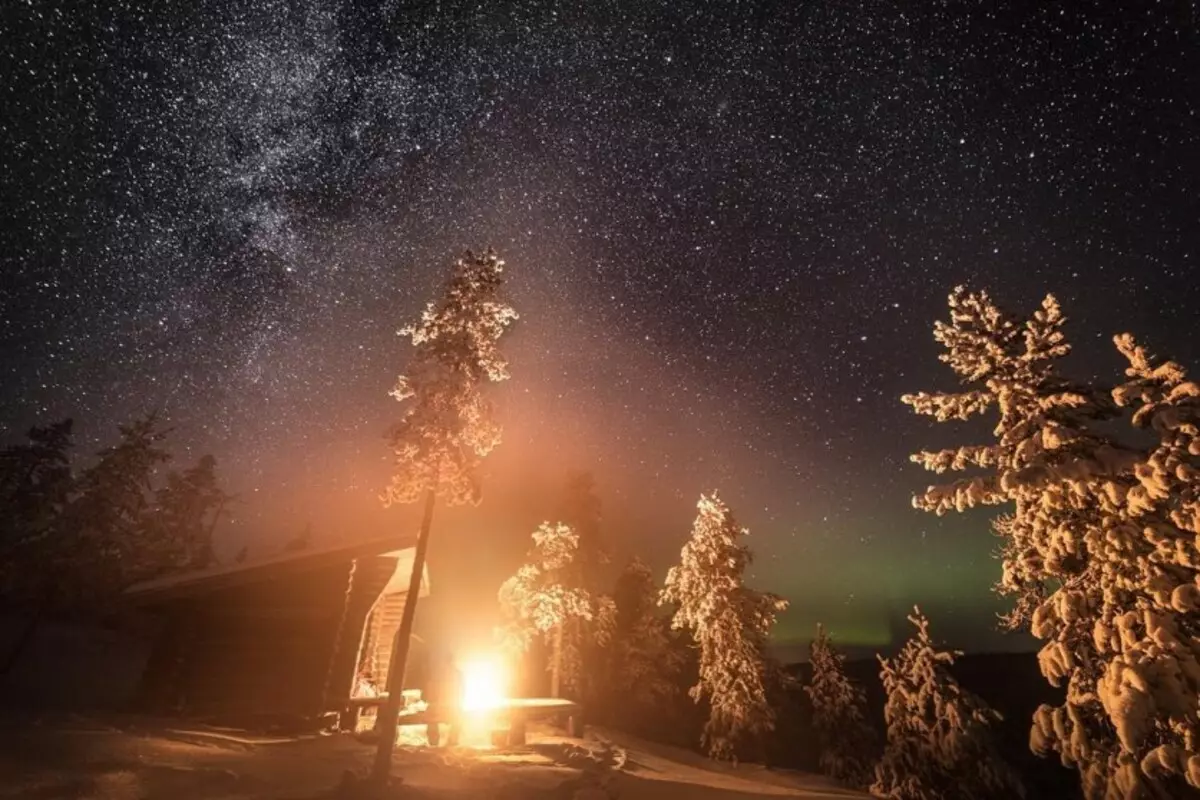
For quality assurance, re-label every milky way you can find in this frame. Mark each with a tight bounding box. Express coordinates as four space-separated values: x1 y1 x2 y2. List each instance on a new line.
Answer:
3 1 1198 656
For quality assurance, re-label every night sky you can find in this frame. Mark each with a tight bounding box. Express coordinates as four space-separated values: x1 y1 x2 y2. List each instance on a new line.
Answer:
2 1 1198 661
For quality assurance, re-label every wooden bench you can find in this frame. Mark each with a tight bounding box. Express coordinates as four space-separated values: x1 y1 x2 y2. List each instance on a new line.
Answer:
339 693 399 732
340 695 583 743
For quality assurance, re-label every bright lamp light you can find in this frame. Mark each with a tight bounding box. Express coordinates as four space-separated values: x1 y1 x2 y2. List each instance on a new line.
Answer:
460 656 507 712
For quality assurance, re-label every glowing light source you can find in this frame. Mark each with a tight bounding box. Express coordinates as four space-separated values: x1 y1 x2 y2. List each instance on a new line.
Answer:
461 656 507 712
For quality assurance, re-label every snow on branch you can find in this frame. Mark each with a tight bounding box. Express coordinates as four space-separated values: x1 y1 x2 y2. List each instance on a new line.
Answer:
499 522 595 652
906 288 1200 798
385 249 518 507
872 609 1023 800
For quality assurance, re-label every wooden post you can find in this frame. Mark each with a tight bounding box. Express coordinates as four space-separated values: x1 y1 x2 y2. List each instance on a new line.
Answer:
320 560 357 718
511 715 527 746
550 621 564 698
369 487 436 788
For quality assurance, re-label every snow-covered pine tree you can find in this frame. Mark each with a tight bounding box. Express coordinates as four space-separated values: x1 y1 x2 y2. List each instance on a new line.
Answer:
901 288 1120 794
901 288 1123 627
904 287 1200 797
806 624 875 787
1024 333 1200 798
373 248 517 783
498 522 595 696
659 492 789 761
384 248 518 507
872 609 1023 800
584 592 618 696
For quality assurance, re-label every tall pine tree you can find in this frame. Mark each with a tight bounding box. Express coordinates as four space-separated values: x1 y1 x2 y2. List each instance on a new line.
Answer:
660 492 788 761
902 288 1128 630
373 248 517 783
1037 334 1200 798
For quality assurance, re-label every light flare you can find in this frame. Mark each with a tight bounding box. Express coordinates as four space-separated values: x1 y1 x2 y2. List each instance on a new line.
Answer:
460 656 508 713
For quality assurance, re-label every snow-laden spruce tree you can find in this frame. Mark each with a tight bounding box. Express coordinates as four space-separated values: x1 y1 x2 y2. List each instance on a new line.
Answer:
872 609 1023 800
384 248 517 507
372 248 517 783
902 287 1126 629
806 624 875 788
1030 333 1200 798
903 287 1200 797
660 492 789 761
498 522 596 697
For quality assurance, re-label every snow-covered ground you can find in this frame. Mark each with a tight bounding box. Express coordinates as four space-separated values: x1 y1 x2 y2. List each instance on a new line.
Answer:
0 713 867 799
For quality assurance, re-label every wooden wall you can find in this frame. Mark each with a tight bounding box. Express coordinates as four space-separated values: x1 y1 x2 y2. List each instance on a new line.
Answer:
136 555 403 725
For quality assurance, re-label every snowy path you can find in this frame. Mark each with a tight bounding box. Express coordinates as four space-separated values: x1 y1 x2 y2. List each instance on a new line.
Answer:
577 727 868 799
0 714 869 799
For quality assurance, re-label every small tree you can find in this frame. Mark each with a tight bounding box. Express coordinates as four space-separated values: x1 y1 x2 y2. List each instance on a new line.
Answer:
806 624 875 787
1 415 230 609
56 413 171 606
142 454 232 572
498 521 595 697
872 609 1023 800
660 492 788 760
0 419 75 536
372 248 517 783
0 419 75 599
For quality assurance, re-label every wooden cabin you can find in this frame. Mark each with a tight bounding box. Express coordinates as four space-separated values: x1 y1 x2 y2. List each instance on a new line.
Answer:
123 534 429 729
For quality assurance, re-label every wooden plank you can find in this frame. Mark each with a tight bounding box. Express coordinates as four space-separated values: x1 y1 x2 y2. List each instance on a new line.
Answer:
124 536 419 603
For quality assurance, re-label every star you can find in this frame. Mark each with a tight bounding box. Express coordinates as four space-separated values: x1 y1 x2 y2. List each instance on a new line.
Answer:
0 0 1196 658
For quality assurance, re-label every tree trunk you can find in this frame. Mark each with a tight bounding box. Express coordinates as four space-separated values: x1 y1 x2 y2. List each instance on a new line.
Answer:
369 487 436 788
550 621 564 698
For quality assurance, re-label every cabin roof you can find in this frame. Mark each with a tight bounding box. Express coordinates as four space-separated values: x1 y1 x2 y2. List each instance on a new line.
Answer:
123 533 426 604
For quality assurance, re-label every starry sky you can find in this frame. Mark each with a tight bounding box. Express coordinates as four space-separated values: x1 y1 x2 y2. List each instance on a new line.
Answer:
2 1 1198 661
